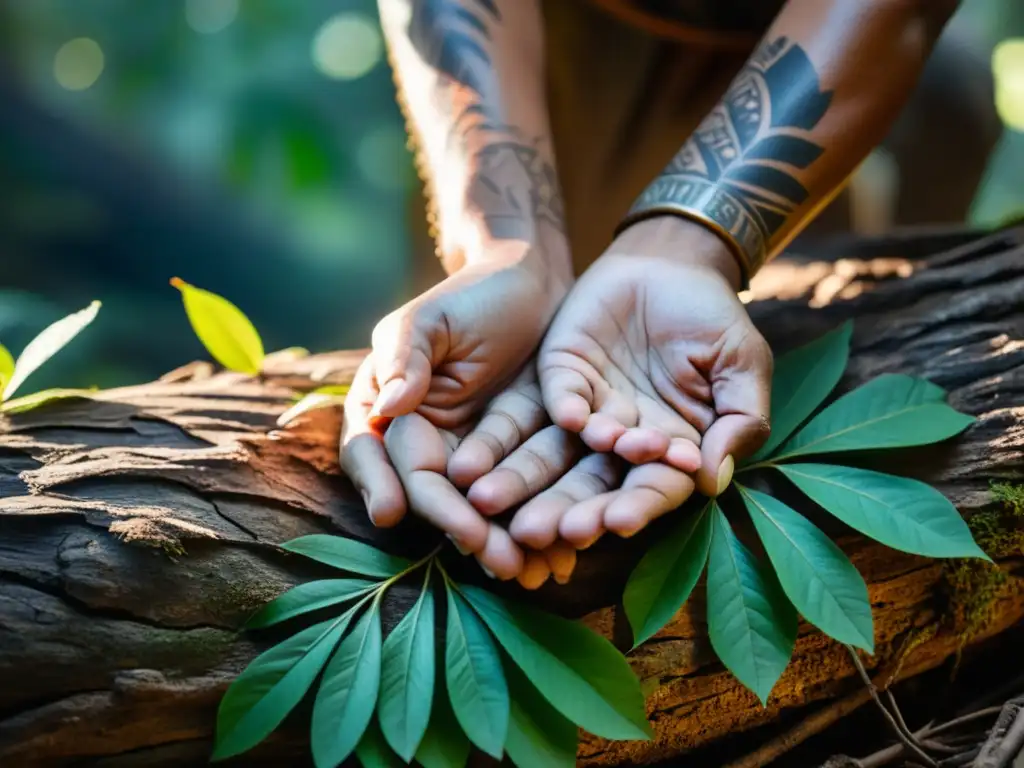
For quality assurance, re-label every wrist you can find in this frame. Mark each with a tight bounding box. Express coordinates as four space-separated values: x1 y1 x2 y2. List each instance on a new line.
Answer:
612 215 744 291
447 212 574 285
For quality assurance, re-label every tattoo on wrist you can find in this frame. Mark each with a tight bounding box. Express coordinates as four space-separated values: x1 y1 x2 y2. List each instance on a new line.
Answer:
467 139 565 239
403 0 565 246
621 36 832 277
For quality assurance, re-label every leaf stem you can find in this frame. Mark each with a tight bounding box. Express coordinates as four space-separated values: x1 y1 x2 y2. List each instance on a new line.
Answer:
736 460 776 474
845 645 938 767
374 546 442 595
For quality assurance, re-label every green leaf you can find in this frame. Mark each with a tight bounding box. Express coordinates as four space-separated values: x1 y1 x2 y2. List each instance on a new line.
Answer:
378 571 435 761
282 535 412 579
445 582 508 758
212 613 354 761
355 718 404 768
0 388 97 415
3 300 101 400
171 278 264 375
749 322 852 462
415 678 471 768
773 374 973 460
311 601 383 768
776 464 989 560
0 343 14 394
277 392 346 427
740 486 874 651
706 502 797 705
245 578 378 629
460 585 652 741
624 502 713 647
504 662 578 768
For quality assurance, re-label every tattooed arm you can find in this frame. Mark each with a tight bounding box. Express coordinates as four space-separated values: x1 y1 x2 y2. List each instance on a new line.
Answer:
527 0 961 551
340 0 578 583
379 0 570 279
620 0 962 284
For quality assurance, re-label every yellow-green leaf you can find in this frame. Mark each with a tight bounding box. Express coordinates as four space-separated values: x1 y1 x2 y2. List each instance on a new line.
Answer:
276 392 345 427
1 388 97 415
171 278 264 375
0 343 14 394
3 301 100 400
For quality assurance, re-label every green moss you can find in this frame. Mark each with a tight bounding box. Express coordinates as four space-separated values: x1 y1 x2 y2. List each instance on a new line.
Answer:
940 482 1024 655
217 577 289 619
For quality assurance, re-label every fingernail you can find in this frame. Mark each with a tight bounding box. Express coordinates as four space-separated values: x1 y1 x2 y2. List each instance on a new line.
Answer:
361 489 373 516
553 571 571 585
445 533 470 556
716 454 735 496
371 378 406 418
480 565 496 579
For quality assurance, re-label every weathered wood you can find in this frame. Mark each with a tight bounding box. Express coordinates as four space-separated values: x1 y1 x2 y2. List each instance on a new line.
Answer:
1 227 1023 767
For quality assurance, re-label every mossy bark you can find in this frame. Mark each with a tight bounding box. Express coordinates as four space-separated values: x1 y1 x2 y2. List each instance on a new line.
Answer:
1 227 1024 767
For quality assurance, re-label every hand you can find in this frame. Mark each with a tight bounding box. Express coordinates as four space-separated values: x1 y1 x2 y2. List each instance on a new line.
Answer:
341 247 570 529
534 216 773 546
382 365 601 589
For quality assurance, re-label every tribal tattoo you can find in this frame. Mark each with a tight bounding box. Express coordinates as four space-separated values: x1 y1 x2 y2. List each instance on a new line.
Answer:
625 36 832 274
403 0 565 243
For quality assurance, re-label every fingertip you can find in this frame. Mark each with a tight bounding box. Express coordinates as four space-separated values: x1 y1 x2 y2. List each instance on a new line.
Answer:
476 526 525 581
516 552 551 590
665 437 702 473
603 504 647 538
509 507 560 550
543 542 577 585
698 414 761 496
613 427 671 464
559 496 609 548
580 413 627 452
549 393 591 433
447 444 492 489
366 489 407 528
466 474 509 516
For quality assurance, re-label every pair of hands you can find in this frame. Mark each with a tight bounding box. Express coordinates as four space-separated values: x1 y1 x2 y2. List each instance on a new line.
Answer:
340 217 774 589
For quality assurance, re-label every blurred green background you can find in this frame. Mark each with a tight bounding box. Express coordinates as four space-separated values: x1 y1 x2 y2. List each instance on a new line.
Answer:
0 0 1022 393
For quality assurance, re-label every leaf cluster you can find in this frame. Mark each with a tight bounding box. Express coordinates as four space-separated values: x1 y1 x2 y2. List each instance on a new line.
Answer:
214 535 651 767
624 322 989 704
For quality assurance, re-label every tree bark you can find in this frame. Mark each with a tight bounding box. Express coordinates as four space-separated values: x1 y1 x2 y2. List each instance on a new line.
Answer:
1 226 1023 767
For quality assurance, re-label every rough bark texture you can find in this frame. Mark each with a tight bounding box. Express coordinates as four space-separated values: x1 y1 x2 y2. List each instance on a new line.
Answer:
2 227 1024 767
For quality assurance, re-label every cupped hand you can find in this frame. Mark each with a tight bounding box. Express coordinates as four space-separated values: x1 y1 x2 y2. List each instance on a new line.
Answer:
341 248 570 529
536 216 773 545
382 365 604 589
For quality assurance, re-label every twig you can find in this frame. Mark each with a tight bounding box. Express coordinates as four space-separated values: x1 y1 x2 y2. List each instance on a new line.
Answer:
973 699 1024 768
847 647 939 767
927 707 1004 739
722 686 875 768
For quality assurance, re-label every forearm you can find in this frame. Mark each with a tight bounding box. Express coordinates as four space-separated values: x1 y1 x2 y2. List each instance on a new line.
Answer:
378 0 569 279
620 0 960 284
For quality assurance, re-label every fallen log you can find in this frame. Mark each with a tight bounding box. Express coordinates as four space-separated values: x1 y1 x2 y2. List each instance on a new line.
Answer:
1 226 1023 767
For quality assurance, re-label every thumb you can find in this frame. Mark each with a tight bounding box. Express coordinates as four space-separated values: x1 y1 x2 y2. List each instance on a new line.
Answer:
369 308 438 420
696 332 773 497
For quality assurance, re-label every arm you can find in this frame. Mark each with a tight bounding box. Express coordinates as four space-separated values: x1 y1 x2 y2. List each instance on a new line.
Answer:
530 0 963 546
378 0 572 285
342 1 575 579
618 0 961 287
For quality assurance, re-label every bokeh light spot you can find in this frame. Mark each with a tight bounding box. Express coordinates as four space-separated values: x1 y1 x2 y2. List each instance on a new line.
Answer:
54 38 105 91
993 38 1024 131
185 0 239 34
312 13 382 81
